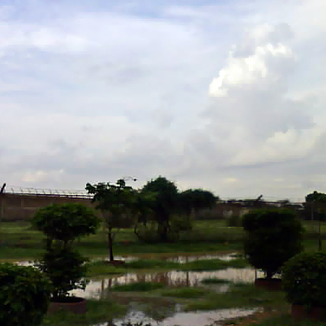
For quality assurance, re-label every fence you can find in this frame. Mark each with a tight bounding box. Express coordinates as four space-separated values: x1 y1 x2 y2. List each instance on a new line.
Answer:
0 183 304 222
0 184 94 221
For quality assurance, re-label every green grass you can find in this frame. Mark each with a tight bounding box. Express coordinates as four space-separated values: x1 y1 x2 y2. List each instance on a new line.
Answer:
1 219 326 261
41 299 126 326
185 283 287 311
201 278 231 284
161 287 207 298
110 282 165 292
251 314 326 326
0 220 242 260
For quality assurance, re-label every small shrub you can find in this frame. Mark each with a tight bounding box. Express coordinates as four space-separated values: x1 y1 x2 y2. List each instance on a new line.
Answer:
36 249 88 299
0 263 51 326
242 208 303 279
282 252 326 308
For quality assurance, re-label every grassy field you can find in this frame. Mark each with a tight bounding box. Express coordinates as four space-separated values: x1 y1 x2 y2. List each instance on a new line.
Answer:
0 219 326 261
2 218 326 326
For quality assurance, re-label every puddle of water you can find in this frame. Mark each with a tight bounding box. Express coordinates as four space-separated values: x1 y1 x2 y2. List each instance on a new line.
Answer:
92 252 240 264
14 252 240 267
72 268 255 299
93 307 259 326
165 253 238 263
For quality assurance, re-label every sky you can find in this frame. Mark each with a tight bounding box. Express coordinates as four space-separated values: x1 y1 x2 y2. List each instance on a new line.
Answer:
0 0 325 201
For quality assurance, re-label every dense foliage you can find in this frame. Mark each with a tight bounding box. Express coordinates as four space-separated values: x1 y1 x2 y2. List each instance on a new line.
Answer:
141 177 179 242
36 249 87 299
86 179 145 260
282 252 326 307
33 203 100 249
136 177 217 242
242 208 303 279
33 203 100 299
178 189 217 216
301 191 326 221
0 263 51 326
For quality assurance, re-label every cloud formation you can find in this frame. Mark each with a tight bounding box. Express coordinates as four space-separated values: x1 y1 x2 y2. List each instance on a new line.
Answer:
0 0 325 200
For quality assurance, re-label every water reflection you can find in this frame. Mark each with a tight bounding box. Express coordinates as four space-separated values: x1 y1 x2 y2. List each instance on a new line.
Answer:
72 268 255 299
94 307 258 326
165 253 239 263
15 252 240 267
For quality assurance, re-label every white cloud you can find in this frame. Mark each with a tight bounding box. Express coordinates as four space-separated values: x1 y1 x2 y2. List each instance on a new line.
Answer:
0 0 326 200
209 25 294 97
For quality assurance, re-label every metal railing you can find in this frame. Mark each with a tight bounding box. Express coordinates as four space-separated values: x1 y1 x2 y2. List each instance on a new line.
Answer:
2 184 92 199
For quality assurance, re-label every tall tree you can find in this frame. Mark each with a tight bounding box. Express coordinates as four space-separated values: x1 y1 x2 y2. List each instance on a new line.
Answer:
141 176 179 242
137 177 217 242
86 179 137 261
305 191 326 250
178 189 217 216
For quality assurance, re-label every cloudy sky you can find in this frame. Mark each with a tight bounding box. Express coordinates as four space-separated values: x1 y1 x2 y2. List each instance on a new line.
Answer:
0 0 325 201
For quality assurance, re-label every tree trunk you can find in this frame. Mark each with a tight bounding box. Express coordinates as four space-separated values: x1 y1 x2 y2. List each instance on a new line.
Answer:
158 223 168 242
108 227 114 261
266 271 273 280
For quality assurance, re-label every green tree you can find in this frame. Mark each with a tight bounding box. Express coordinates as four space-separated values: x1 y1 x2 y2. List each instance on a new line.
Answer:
306 191 326 203
304 191 326 249
86 179 138 261
141 177 179 242
137 177 217 242
33 203 99 300
242 208 303 280
178 189 217 216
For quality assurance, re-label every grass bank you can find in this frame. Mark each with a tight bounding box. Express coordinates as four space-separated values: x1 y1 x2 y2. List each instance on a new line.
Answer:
1 219 326 261
42 299 126 326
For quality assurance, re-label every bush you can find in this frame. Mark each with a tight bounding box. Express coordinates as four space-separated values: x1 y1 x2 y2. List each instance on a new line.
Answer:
36 249 87 299
242 208 303 279
33 203 100 300
33 203 100 246
0 263 51 326
282 252 326 307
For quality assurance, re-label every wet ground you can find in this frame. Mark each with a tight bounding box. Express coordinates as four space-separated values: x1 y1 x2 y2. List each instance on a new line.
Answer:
72 267 255 299
98 307 259 326
16 252 262 326
99 252 241 263
16 251 241 266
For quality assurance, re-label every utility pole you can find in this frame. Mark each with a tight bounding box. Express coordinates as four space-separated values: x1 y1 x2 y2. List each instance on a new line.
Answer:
0 183 6 240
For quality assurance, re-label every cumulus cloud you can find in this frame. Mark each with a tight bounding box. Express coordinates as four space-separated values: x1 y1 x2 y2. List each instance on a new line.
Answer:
201 24 318 168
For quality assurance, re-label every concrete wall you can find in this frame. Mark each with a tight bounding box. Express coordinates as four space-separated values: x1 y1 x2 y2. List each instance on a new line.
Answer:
0 192 295 222
0 193 94 221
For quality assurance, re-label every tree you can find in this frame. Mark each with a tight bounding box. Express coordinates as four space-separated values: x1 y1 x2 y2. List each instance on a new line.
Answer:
178 189 217 216
86 179 138 261
242 208 303 280
141 177 179 242
136 177 217 242
32 203 100 300
304 191 326 250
